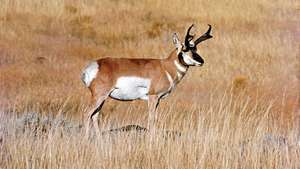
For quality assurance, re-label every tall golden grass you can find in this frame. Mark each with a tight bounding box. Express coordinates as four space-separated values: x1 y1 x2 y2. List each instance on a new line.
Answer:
0 0 299 168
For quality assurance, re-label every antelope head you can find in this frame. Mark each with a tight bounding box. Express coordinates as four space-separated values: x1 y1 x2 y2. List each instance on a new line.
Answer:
173 24 213 66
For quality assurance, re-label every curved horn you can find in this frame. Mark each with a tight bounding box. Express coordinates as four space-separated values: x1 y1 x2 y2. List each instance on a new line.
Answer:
184 24 195 47
194 24 213 45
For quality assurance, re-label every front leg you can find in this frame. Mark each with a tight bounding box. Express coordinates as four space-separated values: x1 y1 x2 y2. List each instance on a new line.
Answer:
147 95 161 133
85 87 111 139
85 96 107 139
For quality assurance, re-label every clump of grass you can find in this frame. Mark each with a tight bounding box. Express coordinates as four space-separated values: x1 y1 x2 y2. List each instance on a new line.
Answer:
64 5 78 14
232 75 248 92
147 21 165 38
146 19 177 38
69 15 96 40
11 111 81 136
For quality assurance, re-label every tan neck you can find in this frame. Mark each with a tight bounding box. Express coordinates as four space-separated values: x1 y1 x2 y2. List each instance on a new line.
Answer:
162 49 189 83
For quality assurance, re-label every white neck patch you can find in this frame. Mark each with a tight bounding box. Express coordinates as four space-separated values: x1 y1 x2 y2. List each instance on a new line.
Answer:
174 60 187 72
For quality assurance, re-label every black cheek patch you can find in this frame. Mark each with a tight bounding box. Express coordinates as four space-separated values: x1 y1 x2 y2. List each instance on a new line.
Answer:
192 53 204 64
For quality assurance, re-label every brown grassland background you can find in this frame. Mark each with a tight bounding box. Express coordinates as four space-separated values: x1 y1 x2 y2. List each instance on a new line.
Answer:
0 0 299 168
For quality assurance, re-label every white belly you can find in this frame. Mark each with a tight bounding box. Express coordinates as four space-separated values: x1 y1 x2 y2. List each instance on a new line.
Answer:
110 76 151 100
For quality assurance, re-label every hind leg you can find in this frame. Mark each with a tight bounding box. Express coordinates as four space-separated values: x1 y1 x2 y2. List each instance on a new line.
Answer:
85 87 111 139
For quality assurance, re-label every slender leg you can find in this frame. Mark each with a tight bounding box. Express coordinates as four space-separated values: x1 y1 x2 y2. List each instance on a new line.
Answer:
147 95 161 132
85 108 93 139
85 90 110 139
91 99 106 136
85 111 93 139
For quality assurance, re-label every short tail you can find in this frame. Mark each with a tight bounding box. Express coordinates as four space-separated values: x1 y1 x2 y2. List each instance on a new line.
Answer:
81 61 99 87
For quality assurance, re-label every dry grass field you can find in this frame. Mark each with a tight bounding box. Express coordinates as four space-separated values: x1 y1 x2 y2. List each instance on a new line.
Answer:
0 0 299 168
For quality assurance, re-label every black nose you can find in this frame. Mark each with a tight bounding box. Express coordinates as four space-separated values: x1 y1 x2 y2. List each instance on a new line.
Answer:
192 53 204 64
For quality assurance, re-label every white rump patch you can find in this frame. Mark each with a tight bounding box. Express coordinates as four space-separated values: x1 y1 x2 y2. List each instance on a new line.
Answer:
81 61 99 87
110 76 151 100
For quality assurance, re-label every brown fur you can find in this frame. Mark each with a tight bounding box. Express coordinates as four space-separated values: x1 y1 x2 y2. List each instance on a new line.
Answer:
90 50 183 97
83 24 212 138
84 49 189 138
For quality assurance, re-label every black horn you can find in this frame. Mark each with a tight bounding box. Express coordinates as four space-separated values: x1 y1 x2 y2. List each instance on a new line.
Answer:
184 24 195 48
194 24 213 45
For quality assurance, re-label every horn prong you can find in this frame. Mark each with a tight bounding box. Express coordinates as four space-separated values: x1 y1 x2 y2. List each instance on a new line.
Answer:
185 24 195 47
194 24 213 45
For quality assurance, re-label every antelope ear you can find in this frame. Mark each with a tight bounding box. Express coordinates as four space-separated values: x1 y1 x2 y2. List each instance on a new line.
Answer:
172 33 181 50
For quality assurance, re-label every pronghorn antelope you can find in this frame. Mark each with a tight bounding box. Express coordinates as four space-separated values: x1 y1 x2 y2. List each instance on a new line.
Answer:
81 24 213 136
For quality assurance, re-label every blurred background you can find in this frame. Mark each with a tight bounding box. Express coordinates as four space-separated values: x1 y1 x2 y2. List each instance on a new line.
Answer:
0 1 300 168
